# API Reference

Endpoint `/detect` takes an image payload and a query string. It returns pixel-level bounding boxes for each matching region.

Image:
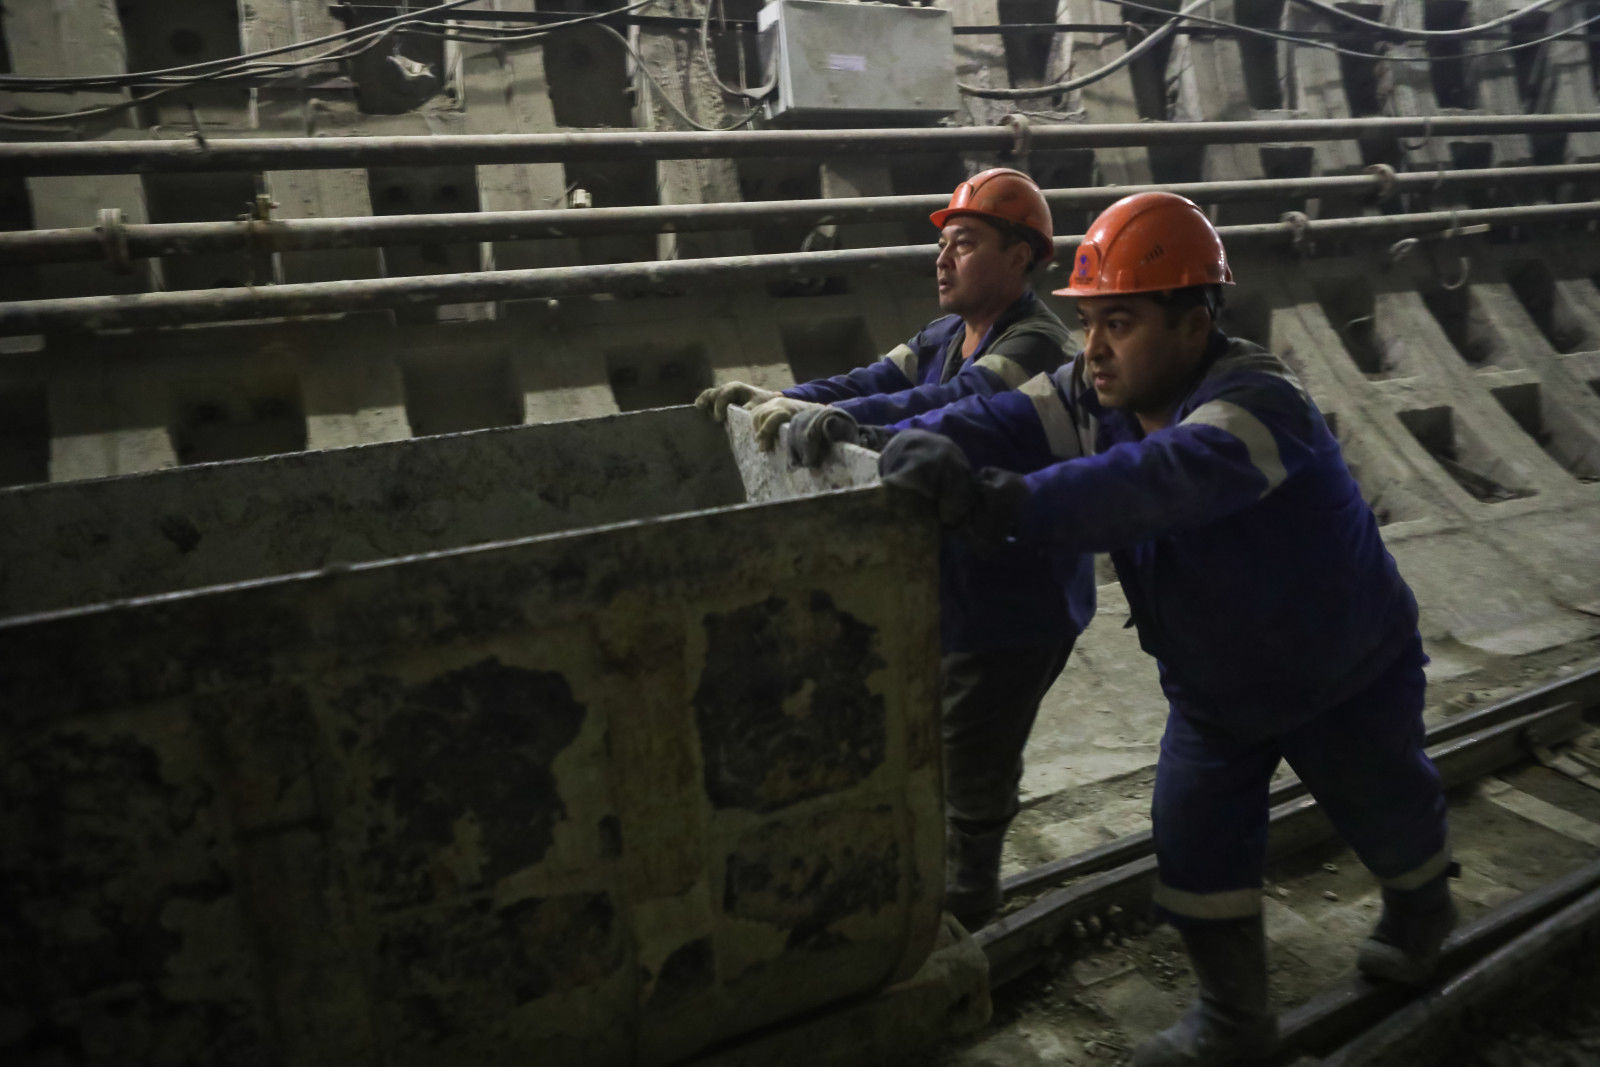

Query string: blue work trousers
[942,639,1075,833]
[1150,635,1450,926]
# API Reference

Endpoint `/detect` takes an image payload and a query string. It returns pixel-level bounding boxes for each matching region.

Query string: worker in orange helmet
[812,192,1454,1065]
[696,168,1095,931]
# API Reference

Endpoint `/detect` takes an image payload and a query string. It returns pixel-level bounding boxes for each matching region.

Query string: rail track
[941,664,1600,1065]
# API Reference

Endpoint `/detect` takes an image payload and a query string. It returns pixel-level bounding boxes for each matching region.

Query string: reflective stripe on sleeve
[883,343,919,385]
[973,352,1033,389]
[1020,373,1083,460]
[1152,881,1263,920]
[1181,399,1287,495]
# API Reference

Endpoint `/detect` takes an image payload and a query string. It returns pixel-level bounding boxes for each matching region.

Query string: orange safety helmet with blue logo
[930,167,1056,264]
[1055,191,1233,297]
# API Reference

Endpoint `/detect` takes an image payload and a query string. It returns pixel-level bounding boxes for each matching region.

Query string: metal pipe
[7,163,1600,268]
[3,200,1598,335]
[8,116,1600,176]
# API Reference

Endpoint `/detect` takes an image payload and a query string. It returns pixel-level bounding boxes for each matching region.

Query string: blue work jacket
[788,291,1095,655]
[900,333,1420,735]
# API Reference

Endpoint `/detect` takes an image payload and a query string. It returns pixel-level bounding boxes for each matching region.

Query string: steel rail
[4,200,1600,335]
[7,163,1600,267]
[1316,876,1600,1066]
[1003,663,1600,900]
[7,115,1600,176]
[975,696,1593,989]
[1277,856,1600,1060]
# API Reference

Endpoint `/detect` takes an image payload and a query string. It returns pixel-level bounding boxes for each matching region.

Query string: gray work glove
[787,406,860,467]
[749,395,822,450]
[788,406,899,467]
[878,430,1028,549]
[694,380,780,422]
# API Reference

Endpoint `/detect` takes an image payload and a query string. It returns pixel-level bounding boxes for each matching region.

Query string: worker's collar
[963,288,1037,355]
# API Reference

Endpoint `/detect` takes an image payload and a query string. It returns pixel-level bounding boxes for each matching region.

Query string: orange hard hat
[930,167,1055,263]
[1054,191,1233,298]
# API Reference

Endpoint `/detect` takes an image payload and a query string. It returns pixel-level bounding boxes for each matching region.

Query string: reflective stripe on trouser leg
[1151,702,1280,924]
[1280,633,1451,891]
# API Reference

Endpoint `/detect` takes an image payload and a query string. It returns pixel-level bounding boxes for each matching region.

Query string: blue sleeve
[833,364,1006,426]
[1015,374,1324,553]
[782,357,916,403]
[835,326,1074,425]
[891,387,1063,474]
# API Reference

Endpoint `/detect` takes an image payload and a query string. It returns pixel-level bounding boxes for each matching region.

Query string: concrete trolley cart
[0,406,964,1066]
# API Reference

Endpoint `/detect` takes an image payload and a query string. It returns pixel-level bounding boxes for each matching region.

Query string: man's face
[1076,295,1205,425]
[935,217,1026,316]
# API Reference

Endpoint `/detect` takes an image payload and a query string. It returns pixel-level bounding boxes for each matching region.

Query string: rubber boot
[945,819,1007,931]
[1357,868,1458,984]
[1133,916,1278,1067]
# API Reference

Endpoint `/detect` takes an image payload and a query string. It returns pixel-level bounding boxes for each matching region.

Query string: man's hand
[694,381,780,422]
[878,430,1027,548]
[749,395,822,450]
[787,406,862,467]
[879,430,977,524]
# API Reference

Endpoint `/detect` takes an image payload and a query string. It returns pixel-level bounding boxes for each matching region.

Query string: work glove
[749,395,822,451]
[788,406,899,467]
[787,406,861,467]
[878,430,1028,550]
[694,380,780,422]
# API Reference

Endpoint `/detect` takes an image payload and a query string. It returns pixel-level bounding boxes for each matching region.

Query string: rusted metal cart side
[0,412,945,1066]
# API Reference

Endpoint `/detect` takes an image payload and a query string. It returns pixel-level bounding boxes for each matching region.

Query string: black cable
[1106,0,1600,64]
[1288,0,1573,38]
[0,0,652,91]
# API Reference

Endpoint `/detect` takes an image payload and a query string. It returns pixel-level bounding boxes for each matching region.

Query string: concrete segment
[1544,1,1600,162]
[460,0,580,274]
[1282,0,1367,188]
[950,0,1015,128]
[4,0,158,299]
[1381,0,1508,201]
[44,363,179,481]
[242,0,388,286]
[638,2,755,262]
[1069,0,1154,186]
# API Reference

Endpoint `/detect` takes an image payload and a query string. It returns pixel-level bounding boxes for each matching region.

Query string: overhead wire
[0,0,682,127]
[698,0,777,101]
[1288,0,1574,38]
[1106,0,1600,64]
[0,0,480,91]
[396,0,662,43]
[0,28,397,126]
[957,0,1214,99]
[4,0,1593,119]
[395,0,776,110]
[592,23,764,131]
[956,0,1599,97]
[0,0,659,95]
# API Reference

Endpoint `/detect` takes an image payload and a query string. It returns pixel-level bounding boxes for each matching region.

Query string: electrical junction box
[757,0,959,126]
